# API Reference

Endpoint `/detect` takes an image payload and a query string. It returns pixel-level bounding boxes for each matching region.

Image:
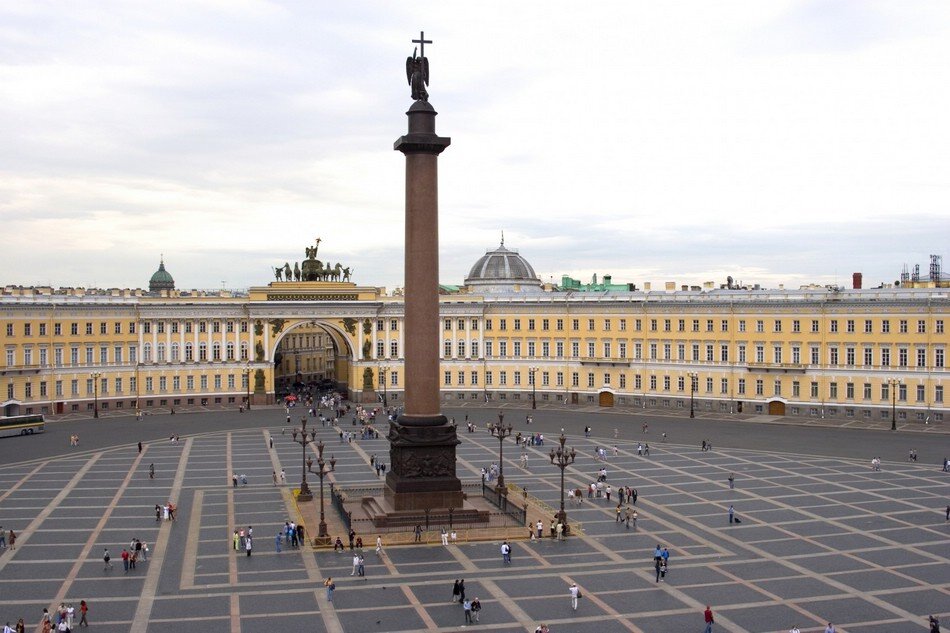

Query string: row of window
[7,373,250,400]
[465,317,946,335]
[426,340,947,369]
[5,320,252,337]
[4,341,252,367]
[439,370,945,404]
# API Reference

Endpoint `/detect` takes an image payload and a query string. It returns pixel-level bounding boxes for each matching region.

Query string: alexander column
[385,32,464,511]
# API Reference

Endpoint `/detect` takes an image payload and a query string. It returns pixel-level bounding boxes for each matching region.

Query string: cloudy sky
[2,1,948,291]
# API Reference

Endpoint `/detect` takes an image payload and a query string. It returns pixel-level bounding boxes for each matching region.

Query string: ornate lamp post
[293,417,313,501]
[243,363,252,411]
[888,378,901,431]
[379,365,389,407]
[529,366,538,410]
[306,440,330,538]
[91,371,101,418]
[549,429,576,534]
[489,412,513,495]
[688,371,698,418]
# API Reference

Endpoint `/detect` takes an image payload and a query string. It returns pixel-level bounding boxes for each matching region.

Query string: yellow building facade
[1,247,947,425]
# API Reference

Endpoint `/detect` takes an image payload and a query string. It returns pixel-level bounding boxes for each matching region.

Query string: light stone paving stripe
[612,447,938,630]
[560,572,643,633]
[37,451,141,633]
[130,437,192,633]
[226,433,239,586]
[477,577,537,631]
[179,489,203,590]
[0,462,46,505]
[230,593,241,633]
[399,584,439,630]
[0,455,100,577]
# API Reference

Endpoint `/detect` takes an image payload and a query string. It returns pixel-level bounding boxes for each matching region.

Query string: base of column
[385,414,463,511]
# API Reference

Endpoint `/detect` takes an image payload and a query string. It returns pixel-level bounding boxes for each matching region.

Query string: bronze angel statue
[406,47,429,102]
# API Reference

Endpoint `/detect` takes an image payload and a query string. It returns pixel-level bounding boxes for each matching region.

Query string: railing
[482,482,527,525]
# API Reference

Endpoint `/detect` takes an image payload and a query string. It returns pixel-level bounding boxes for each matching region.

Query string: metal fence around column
[482,481,527,525]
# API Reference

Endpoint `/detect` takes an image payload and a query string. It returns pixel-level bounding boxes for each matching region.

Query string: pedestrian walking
[137,441,142,453]
[790,627,801,633]
[463,599,473,624]
[8,530,15,550]
[351,553,359,575]
[272,471,278,486]
[121,548,129,572]
[357,554,365,578]
[569,583,580,610]
[275,532,282,553]
[660,560,667,581]
[78,601,88,628]
[655,558,662,582]
[928,615,940,633]
[324,577,335,602]
[149,463,154,479]
[440,527,448,546]
[728,473,734,489]
[413,524,422,542]
[728,505,735,524]
[824,624,835,633]
[501,541,511,564]
[452,579,461,603]
[376,535,383,555]
[103,548,112,570]
[245,536,252,557]
[458,579,466,603]
[703,605,715,633]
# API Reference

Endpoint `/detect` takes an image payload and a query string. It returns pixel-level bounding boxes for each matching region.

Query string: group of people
[154,502,176,522]
[0,527,16,552]
[68,434,80,446]
[102,538,147,573]
[37,602,89,632]
[450,579,482,624]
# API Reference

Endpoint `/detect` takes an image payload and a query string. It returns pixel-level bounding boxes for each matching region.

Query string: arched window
[226,342,235,361]
[157,343,166,362]
[143,343,152,363]
[199,342,208,361]
[376,340,384,358]
[171,342,180,362]
[390,340,399,358]
[240,342,248,361]
[443,340,452,358]
[185,342,194,362]
[212,342,221,361]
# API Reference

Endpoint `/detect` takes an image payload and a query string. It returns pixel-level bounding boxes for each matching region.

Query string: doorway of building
[598,391,614,407]
[767,400,786,415]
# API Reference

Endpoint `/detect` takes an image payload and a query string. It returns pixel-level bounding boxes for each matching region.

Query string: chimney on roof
[852,272,862,289]
[665,281,676,291]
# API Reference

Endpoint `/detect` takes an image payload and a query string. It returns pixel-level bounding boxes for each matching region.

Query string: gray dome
[464,241,542,293]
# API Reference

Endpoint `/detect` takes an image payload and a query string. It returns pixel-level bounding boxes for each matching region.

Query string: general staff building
[1,243,947,425]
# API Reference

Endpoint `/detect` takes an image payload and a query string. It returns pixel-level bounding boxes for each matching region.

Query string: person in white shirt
[569,583,579,610]
[351,553,359,575]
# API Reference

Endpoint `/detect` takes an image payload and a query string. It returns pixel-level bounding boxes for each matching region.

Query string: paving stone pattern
[0,407,947,632]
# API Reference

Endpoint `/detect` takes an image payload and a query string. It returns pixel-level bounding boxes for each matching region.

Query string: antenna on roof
[500,230,504,247]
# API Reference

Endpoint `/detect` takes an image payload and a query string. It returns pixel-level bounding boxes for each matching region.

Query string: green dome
[149,259,175,291]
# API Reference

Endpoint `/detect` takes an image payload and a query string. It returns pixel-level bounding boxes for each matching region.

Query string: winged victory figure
[406,47,429,102]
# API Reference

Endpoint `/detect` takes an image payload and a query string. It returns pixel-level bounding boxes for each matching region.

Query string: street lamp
[91,371,101,418]
[293,417,313,501]
[379,366,388,407]
[548,429,576,535]
[243,363,252,411]
[688,371,698,418]
[529,366,538,409]
[489,412,513,495]
[888,378,901,431]
[306,439,330,538]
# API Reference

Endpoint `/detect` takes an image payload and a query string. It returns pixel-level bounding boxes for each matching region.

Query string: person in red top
[79,601,88,628]
[704,605,715,632]
[121,549,130,572]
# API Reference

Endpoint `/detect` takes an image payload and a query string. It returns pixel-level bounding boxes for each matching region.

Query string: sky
[2,0,949,292]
